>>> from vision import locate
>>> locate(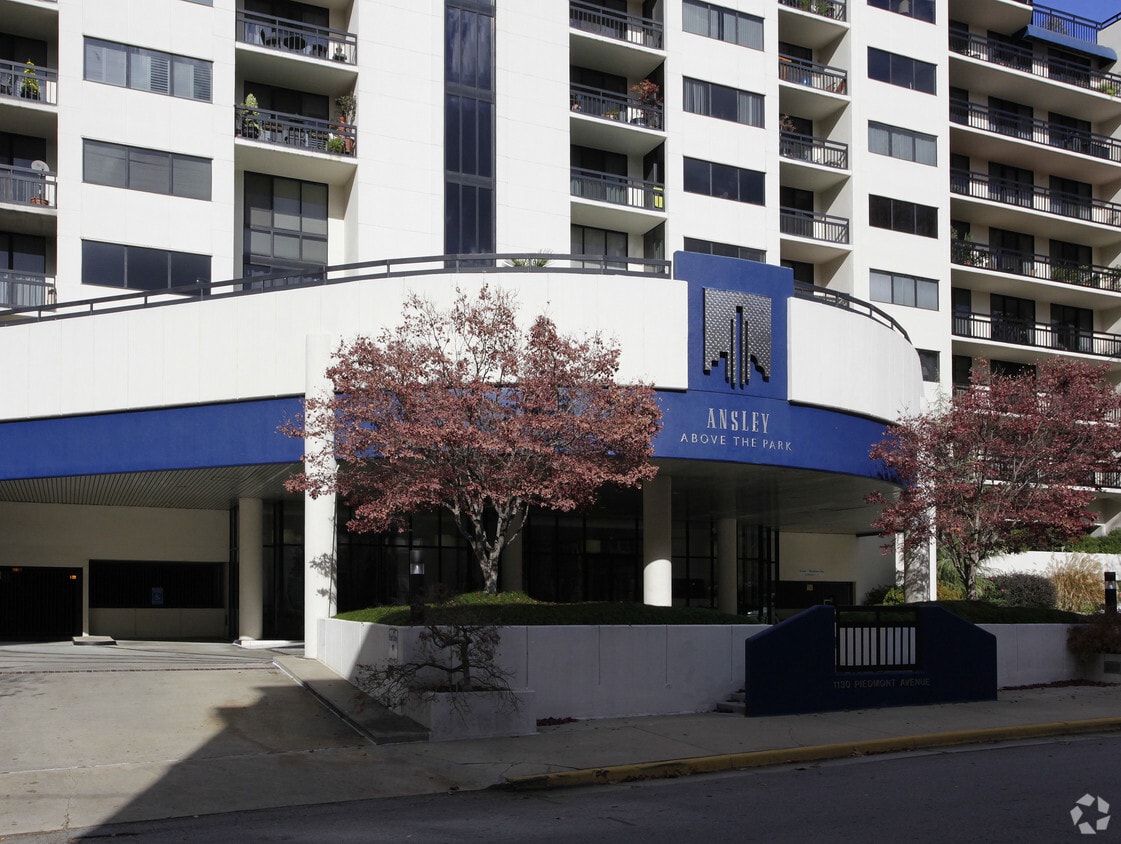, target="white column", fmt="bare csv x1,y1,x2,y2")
643,474,672,606
717,517,738,616
304,334,337,657
501,531,524,593
237,497,264,641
